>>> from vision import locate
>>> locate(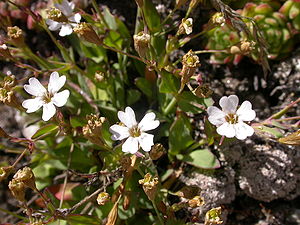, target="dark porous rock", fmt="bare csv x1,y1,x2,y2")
180,166,236,222
223,139,300,202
